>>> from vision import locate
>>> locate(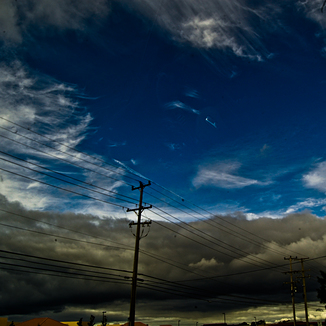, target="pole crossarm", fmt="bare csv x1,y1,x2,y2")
127,205,152,212
131,181,151,191
129,221,152,226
